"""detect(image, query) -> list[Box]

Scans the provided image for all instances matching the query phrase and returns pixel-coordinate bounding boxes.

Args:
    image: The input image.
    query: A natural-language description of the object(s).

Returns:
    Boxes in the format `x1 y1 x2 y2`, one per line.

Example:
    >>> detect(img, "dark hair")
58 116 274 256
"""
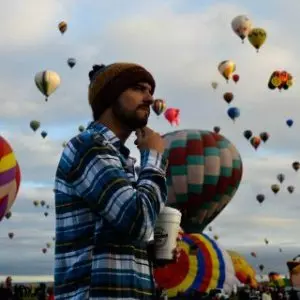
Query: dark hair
89 64 107 121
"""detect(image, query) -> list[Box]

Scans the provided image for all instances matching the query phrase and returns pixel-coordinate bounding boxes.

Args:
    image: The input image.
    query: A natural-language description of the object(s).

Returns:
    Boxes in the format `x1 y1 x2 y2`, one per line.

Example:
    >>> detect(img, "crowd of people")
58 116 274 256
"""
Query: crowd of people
0 276 54 300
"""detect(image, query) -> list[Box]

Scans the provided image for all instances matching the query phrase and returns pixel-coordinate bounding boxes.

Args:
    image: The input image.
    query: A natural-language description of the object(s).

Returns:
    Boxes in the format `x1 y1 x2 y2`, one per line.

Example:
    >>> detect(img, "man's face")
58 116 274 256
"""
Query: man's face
112 82 154 130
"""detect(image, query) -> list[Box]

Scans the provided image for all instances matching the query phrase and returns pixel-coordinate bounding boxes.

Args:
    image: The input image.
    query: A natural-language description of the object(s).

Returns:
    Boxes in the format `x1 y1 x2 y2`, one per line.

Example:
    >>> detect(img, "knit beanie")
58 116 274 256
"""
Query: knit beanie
88 63 156 119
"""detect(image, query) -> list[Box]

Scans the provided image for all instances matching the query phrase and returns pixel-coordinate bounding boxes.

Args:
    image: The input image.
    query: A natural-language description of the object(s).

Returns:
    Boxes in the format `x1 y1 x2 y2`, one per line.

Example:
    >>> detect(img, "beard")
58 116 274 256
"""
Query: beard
112 99 149 130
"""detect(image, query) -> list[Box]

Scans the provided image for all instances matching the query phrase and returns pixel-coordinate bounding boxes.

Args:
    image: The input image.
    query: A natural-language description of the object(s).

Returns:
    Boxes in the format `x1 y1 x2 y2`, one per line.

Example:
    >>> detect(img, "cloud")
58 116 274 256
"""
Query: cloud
1 0 300 279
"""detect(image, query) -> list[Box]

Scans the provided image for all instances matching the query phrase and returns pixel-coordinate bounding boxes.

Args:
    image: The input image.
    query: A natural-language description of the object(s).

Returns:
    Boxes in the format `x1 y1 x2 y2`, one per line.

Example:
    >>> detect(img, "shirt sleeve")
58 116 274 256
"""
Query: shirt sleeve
70 139 168 242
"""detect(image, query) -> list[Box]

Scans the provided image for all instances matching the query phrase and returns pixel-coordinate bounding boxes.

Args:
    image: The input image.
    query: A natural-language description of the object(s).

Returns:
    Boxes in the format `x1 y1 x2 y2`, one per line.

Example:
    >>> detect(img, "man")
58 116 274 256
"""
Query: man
54 63 171 299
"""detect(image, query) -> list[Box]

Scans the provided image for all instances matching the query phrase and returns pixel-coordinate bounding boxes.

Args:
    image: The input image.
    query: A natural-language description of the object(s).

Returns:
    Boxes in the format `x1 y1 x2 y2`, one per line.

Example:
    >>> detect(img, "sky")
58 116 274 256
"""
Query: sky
1 0 300 282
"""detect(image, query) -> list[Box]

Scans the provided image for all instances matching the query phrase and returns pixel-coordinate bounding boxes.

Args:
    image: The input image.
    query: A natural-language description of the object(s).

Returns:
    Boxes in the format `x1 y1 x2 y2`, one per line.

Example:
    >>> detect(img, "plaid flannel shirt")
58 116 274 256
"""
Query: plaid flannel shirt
54 122 168 299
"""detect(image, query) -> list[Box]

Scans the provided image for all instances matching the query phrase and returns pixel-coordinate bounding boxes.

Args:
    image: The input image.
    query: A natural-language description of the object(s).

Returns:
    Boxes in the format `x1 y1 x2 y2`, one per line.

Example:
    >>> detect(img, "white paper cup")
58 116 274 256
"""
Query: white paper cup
154 206 182 261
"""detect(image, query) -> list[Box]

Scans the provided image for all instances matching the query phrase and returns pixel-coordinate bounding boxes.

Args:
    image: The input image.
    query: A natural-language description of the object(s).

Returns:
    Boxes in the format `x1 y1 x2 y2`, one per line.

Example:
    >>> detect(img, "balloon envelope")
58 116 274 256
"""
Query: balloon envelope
162 130 243 233
0 136 21 221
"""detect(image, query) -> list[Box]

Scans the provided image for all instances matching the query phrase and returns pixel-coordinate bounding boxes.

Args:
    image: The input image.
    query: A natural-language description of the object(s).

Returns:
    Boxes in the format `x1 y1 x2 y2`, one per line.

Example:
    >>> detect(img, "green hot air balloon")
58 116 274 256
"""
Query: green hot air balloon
78 125 85 133
162 130 243 233
30 120 40 132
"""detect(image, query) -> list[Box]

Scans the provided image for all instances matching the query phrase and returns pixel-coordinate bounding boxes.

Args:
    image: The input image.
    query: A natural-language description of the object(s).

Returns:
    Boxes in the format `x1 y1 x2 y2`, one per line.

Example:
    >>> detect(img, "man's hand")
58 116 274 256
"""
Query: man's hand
134 127 165 154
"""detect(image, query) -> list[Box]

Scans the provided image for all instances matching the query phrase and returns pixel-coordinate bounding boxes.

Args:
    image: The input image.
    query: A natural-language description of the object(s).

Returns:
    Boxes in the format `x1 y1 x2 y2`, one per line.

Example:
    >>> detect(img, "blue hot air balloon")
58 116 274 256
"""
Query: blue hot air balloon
227 107 240 122
286 119 293 127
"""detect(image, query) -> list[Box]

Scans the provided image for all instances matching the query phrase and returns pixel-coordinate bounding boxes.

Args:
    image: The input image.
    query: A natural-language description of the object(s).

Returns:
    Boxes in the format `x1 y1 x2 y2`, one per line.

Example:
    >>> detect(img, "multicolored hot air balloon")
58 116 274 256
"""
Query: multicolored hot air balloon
231 15 252 42
0 136 21 222
271 184 280 194
154 233 238 297
259 132 269 143
248 28 267 52
292 161 300 171
227 250 258 288
218 60 236 82
152 99 167 116
162 130 243 233
250 136 261 150
35 70 61 101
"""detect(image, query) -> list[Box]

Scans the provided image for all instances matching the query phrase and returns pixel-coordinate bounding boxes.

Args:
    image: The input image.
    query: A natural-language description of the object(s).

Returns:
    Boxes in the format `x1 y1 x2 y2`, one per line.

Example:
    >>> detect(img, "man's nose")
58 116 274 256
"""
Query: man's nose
143 95 154 106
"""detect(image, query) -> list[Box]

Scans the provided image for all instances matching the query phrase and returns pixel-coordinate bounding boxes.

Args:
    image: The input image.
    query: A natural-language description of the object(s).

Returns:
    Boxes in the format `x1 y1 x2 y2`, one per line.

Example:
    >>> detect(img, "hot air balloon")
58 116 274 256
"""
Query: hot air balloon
46 204 50 209
243 130 252 140
208 226 212 232
44 212 48 217
292 161 300 171
259 132 269 143
33 200 39 207
0 136 21 222
213 126 220 134
58 21 67 34
227 107 240 122
277 173 285 183
259 264 264 272
248 28 267 52
213 234 219 241
78 125 85 133
42 248 47 254
287 186 295 194
152 99 167 116
286 119 293 127
223 92 234 104
232 74 240 83
251 252 257 258
30 120 40 132
271 184 280 194
34 70 61 101
62 141 67 148
162 130 243 233
154 233 238 297
164 108 180 126
256 194 265 204
46 242 51 248
211 81 218 90
250 136 261 150
231 15 252 42
67 58 76 68
8 232 14 239
5 211 11 219
227 250 258 288
41 131 47 139
218 60 236 82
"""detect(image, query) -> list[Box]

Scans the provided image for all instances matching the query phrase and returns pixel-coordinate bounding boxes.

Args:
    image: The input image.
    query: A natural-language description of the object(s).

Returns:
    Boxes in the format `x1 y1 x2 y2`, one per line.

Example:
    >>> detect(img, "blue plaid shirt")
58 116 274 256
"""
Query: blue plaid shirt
54 122 168 299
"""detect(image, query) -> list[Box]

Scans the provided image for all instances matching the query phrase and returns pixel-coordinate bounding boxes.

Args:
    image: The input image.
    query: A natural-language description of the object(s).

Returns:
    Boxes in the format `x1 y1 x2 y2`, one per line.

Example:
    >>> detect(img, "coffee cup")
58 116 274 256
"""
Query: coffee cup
154 206 182 263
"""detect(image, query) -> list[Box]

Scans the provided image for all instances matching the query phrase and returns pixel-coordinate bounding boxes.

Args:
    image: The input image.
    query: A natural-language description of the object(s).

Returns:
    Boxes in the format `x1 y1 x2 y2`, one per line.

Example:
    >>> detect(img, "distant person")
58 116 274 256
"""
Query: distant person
54 63 179 299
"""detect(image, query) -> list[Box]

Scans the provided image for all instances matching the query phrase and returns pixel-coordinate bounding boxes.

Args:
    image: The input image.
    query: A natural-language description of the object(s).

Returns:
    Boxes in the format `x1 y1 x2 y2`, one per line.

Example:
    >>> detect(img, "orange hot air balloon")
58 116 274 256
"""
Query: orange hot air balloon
164 108 180 126
250 136 261 150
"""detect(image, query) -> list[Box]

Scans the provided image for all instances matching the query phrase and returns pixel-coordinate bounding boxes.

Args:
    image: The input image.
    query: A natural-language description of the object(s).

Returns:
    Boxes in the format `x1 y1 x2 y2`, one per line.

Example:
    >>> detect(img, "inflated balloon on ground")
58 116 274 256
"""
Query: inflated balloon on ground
0 136 21 222
162 130 243 233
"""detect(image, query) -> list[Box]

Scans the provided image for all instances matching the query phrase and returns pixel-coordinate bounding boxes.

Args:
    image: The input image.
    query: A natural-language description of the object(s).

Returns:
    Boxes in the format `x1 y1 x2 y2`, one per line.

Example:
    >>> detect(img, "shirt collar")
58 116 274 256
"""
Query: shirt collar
87 121 131 158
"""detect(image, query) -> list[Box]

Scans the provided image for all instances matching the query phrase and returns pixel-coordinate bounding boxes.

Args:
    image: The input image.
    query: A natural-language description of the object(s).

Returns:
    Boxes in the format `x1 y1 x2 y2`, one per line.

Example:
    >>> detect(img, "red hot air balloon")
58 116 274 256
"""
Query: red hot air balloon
250 136 261 150
232 74 240 83
164 108 180 126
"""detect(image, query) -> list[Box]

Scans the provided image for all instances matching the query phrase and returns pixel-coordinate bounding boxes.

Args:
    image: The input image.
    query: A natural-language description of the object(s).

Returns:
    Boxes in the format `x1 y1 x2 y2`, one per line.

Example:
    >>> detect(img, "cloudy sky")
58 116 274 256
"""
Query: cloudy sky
1 0 300 282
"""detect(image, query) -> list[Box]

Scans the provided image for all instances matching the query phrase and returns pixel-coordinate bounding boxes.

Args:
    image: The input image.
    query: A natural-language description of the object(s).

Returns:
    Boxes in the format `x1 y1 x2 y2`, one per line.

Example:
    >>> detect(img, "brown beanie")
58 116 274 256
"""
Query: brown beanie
88 63 156 120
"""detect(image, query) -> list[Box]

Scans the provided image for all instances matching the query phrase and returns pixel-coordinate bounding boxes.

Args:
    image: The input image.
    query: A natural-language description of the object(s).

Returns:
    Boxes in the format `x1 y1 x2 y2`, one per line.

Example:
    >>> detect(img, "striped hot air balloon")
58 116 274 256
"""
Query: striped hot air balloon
0 136 21 221
162 130 243 233
154 232 238 297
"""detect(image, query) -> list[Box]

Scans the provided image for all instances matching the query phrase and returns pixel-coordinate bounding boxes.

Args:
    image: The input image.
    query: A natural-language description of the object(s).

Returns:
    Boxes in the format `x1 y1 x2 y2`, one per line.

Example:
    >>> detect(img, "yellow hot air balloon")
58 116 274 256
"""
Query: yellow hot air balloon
248 28 267 52
231 15 253 43
218 60 236 82
34 70 61 101
58 21 67 34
